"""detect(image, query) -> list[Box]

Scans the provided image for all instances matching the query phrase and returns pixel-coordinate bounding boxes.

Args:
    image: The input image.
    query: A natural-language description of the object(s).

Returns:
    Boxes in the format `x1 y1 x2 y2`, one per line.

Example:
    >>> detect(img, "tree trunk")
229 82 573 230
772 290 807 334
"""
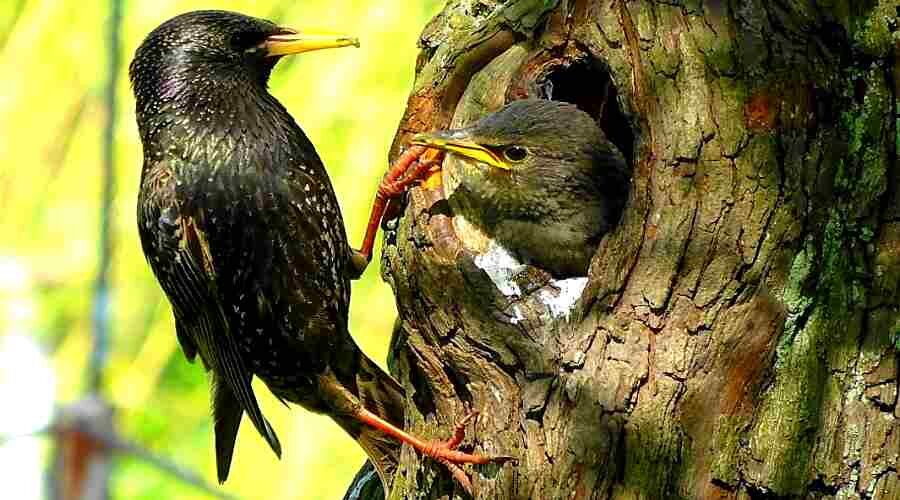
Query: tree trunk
373 1 899 498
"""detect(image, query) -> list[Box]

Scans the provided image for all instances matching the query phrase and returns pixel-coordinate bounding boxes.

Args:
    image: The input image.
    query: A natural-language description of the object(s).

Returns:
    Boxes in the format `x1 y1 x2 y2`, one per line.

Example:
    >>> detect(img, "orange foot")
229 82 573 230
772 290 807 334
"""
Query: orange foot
355 408 514 495
351 147 444 277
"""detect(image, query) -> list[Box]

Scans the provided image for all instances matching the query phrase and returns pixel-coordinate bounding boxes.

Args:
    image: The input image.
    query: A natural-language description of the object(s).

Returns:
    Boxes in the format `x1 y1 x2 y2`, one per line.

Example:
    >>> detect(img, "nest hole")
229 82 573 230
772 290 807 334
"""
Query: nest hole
539 58 636 168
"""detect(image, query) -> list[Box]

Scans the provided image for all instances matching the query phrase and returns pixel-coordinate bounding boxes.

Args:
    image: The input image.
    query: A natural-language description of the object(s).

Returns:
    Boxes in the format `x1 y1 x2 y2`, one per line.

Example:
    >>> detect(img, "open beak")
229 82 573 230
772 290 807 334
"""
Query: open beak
411 131 510 170
263 28 360 57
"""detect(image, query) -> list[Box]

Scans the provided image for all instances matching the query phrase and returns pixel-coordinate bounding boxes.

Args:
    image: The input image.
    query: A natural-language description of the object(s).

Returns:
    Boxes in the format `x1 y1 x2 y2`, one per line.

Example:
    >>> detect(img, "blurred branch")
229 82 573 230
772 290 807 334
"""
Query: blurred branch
0 0 28 50
3 399 237 500
52 397 113 500
46 92 92 172
90 0 123 394
7 92 94 227
0 426 51 447
60 2 125 496
108 298 180 411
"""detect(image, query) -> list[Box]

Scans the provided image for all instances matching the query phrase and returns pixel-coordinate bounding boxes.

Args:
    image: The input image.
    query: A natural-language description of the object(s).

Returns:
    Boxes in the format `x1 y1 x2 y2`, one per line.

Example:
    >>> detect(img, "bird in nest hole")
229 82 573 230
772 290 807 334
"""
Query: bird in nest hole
410 99 631 279
131 9 506 493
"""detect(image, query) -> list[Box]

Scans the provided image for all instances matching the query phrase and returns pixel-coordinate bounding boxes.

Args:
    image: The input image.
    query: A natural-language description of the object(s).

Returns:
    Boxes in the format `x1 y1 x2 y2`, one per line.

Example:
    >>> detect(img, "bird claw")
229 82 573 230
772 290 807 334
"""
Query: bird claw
353 407 515 497
420 410 516 496
355 147 443 275
445 410 478 449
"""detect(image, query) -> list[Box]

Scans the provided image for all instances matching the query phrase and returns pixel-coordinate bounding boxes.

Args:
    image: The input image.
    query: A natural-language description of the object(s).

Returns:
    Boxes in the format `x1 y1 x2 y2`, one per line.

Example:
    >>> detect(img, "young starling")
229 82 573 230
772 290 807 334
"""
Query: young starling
131 10 498 490
412 99 630 278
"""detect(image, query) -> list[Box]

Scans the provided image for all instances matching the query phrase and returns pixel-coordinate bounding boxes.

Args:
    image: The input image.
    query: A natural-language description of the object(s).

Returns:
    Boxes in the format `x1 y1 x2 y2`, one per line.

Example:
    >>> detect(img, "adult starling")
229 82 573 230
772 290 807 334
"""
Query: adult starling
412 99 630 278
131 10 497 490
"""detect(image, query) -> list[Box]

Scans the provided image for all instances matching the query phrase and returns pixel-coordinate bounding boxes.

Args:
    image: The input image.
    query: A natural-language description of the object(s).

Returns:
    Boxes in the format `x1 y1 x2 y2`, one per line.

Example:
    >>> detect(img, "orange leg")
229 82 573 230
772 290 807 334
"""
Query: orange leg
354 407 512 494
352 147 443 274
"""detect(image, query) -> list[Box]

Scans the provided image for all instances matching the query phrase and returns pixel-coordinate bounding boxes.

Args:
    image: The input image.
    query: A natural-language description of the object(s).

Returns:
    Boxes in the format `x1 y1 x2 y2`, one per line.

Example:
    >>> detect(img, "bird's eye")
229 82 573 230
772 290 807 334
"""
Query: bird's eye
503 146 528 162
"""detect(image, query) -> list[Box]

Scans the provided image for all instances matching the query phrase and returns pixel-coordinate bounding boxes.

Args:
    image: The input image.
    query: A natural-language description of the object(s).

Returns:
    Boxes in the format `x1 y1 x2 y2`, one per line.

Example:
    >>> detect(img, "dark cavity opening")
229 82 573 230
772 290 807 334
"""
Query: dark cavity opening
539 58 636 168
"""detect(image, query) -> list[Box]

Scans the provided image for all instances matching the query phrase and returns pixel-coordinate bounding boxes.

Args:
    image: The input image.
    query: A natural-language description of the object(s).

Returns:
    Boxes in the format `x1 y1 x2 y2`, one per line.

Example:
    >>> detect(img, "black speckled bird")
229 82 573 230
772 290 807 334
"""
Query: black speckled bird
131 10 500 490
412 99 630 278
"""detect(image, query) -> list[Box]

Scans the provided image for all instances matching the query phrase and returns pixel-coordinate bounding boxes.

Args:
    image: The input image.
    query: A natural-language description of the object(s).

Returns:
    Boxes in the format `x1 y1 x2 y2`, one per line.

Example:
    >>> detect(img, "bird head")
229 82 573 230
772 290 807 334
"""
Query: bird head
130 10 358 115
411 99 628 221
412 99 616 172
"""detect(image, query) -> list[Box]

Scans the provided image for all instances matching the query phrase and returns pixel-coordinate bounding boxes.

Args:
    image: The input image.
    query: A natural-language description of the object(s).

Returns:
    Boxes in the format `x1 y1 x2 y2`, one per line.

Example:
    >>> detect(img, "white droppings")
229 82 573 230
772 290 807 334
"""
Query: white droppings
491 385 503 404
509 305 525 324
538 277 588 320
473 242 525 297
473 242 587 321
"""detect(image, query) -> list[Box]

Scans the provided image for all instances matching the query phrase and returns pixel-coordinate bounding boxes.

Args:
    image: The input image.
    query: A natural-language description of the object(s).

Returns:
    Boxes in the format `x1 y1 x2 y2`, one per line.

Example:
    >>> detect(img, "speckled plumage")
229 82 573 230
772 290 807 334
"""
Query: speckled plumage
131 10 403 484
427 99 630 278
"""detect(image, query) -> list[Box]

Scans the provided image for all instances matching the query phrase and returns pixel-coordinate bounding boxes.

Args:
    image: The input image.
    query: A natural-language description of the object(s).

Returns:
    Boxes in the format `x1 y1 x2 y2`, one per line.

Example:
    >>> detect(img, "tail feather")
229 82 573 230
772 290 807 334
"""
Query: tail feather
212 373 281 483
212 376 243 483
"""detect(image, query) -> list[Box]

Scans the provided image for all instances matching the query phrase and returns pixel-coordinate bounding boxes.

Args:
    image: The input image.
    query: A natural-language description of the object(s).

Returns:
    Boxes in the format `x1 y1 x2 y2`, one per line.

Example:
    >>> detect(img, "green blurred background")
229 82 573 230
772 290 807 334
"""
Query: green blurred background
0 0 441 498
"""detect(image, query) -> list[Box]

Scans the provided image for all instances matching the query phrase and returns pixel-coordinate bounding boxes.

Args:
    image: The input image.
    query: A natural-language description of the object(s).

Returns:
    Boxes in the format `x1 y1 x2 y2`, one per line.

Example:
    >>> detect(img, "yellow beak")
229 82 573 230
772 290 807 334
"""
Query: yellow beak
263 29 360 57
410 132 510 170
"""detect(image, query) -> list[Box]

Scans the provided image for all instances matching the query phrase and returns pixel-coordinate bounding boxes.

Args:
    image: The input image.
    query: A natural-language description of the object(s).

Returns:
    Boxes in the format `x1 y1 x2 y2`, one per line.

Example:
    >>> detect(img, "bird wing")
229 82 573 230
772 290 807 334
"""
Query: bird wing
137 164 281 481
173 319 198 361
262 161 353 339
179 213 282 468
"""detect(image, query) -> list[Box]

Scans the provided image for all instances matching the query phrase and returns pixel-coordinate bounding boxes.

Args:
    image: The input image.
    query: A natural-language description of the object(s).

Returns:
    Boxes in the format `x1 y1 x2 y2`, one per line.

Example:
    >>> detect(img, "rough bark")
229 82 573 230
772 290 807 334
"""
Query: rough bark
371 1 899 499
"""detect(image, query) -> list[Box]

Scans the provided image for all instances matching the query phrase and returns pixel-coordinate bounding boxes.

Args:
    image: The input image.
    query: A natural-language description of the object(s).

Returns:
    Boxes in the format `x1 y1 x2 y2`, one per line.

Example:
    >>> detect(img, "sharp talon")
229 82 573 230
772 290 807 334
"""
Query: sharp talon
446 410 478 449
355 145 430 263
385 180 405 197
420 410 511 465
425 411 513 496
353 407 512 496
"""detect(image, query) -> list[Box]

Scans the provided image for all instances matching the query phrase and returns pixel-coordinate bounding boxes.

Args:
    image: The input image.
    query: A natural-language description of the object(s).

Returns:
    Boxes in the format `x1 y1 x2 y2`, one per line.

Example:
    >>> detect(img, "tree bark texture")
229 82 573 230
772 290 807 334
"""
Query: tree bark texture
376 1 899 499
